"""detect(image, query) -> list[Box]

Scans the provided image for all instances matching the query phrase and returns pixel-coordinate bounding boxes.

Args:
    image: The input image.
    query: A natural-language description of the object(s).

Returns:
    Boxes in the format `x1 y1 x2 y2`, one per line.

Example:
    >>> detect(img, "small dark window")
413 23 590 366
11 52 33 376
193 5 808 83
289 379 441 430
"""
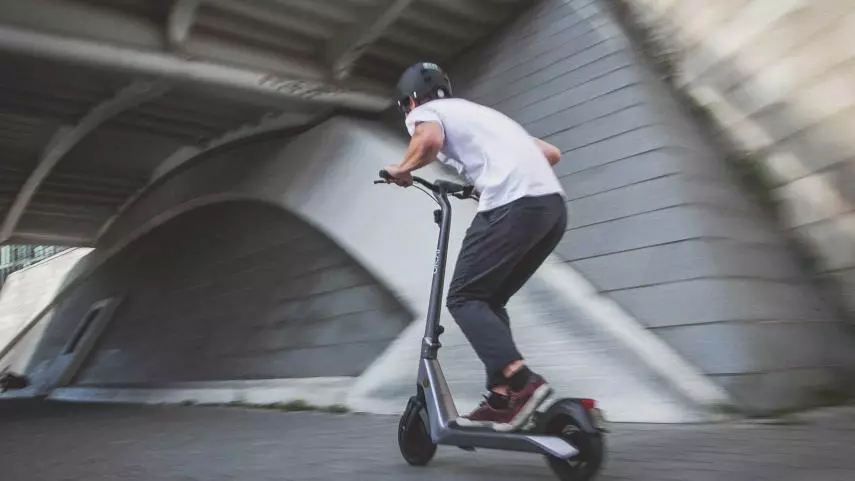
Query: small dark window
64 307 102 354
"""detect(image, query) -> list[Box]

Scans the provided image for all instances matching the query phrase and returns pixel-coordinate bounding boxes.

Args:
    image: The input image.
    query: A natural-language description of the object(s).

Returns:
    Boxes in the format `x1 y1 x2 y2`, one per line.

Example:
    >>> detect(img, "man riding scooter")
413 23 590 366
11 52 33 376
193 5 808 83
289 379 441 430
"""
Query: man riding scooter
383 62 567 431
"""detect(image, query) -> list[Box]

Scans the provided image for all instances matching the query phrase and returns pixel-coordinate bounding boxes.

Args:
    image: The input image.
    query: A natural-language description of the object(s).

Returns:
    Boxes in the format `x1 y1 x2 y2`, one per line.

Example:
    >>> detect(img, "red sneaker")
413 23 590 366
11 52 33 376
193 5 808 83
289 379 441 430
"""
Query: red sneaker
454 396 514 429
503 373 553 431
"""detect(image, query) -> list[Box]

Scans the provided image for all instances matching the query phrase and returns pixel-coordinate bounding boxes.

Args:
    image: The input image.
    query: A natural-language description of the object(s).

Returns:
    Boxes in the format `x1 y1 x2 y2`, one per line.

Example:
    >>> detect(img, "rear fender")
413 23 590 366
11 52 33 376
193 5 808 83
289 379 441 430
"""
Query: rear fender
537 398 603 434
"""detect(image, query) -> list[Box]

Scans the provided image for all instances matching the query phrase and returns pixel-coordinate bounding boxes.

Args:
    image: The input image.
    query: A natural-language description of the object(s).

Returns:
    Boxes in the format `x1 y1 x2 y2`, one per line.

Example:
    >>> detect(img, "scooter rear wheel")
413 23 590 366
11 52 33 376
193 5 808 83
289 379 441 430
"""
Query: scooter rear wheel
543 415 604 481
398 398 437 466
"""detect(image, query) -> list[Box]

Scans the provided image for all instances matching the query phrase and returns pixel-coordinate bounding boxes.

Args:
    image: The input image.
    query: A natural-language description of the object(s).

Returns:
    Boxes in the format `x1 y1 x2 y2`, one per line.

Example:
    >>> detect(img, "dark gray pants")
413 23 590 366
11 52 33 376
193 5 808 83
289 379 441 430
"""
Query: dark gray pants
446 193 567 390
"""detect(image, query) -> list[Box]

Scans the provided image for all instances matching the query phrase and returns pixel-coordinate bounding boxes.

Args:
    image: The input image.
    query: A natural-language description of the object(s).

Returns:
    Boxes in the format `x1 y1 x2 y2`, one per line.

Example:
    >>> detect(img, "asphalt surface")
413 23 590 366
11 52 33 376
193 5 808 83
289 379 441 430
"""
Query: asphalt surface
1 400 854 481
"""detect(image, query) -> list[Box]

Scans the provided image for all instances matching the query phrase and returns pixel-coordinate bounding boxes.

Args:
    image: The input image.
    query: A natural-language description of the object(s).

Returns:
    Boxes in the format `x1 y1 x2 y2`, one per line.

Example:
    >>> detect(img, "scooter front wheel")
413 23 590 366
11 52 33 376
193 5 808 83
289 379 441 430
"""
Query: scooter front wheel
398 396 437 466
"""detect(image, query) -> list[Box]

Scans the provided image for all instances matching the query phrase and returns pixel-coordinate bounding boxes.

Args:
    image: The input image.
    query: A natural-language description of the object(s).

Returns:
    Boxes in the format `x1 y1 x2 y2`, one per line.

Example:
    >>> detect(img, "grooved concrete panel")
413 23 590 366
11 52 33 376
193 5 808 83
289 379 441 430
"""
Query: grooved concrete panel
657 321 855 375
610 279 831 329
573 239 805 290
448 0 855 410
626 0 855 319
22 202 411 385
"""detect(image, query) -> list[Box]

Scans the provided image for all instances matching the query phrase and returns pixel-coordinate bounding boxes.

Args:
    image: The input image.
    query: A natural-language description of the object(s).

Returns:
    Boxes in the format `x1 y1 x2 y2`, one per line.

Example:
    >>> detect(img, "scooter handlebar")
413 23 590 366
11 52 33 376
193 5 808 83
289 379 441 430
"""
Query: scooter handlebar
377 169 434 190
376 169 477 200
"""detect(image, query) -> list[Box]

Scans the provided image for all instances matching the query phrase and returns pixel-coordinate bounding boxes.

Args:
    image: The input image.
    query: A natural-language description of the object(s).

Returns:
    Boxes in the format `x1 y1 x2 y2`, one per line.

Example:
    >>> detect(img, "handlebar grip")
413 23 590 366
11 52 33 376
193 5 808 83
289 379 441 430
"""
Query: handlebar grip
378 169 392 181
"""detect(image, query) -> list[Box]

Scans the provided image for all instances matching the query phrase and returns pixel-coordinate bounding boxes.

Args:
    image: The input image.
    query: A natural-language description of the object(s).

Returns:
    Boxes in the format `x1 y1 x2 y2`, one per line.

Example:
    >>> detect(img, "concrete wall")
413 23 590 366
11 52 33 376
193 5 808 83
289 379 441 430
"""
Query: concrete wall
624 0 855 321
56 201 410 385
0 248 90 373
446 0 855 412
5 200 414 385
2 201 411 389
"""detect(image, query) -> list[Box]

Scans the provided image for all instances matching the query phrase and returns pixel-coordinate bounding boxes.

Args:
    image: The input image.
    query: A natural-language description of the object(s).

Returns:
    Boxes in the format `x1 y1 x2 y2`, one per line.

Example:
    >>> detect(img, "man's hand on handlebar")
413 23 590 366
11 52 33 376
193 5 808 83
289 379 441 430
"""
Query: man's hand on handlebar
375 169 479 201
382 164 413 187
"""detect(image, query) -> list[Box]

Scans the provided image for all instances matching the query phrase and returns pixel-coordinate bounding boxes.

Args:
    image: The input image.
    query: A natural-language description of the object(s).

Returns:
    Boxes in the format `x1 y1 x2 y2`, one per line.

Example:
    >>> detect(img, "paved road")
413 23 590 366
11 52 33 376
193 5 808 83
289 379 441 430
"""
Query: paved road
1 401 854 481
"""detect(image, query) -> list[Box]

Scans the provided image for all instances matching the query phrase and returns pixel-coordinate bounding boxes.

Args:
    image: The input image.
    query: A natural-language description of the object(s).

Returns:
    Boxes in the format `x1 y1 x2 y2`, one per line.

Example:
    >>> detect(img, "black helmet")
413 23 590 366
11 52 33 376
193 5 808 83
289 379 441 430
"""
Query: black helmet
395 62 453 115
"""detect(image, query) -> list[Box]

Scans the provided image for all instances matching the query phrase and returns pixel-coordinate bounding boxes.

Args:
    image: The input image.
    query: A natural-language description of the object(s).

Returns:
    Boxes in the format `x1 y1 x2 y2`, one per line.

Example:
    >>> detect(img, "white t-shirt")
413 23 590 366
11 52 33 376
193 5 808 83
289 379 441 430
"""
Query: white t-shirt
404 98 565 212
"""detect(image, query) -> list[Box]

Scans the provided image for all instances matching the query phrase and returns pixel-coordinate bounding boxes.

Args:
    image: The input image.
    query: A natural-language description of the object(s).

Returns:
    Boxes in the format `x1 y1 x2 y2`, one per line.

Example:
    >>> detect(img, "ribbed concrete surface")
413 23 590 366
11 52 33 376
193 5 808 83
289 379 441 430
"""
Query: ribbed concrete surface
347 258 712 423
626 0 855 319
445 0 855 414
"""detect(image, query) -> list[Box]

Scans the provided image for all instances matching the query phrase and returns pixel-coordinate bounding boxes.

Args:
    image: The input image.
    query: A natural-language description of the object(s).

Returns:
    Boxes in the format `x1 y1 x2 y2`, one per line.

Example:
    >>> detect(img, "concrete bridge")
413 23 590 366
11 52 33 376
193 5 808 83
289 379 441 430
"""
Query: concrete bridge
1 0 854 425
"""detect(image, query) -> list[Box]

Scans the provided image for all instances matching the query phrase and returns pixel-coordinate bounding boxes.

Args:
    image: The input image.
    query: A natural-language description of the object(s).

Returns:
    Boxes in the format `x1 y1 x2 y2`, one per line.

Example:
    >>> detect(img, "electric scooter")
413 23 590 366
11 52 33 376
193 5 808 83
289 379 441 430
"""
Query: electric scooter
374 170 606 481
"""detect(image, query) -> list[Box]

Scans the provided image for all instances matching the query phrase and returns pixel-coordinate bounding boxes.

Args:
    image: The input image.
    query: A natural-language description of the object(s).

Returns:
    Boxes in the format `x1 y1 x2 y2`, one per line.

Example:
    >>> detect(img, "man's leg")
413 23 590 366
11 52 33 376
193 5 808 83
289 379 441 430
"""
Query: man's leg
486 196 567 425
447 210 532 393
488 202 567 331
485 197 567 382
447 194 565 428
493 199 567 309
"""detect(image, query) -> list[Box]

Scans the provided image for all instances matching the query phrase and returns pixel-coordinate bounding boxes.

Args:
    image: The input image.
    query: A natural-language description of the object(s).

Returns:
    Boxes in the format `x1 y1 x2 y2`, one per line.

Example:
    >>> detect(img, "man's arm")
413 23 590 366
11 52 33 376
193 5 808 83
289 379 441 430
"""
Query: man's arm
533 137 561 166
396 121 444 174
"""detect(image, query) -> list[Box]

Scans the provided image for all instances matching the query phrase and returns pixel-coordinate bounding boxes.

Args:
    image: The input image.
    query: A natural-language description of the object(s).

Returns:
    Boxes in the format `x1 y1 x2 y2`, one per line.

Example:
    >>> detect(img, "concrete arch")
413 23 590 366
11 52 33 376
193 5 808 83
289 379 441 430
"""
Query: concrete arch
96 116 480 323
82 200 410 382
0 116 478 399
9 196 413 393
1 117 466 374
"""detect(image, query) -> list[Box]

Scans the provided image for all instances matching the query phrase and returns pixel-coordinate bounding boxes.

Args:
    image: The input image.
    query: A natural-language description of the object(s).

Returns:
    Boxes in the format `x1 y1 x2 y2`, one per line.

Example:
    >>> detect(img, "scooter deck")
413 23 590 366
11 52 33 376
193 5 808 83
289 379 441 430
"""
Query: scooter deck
436 393 604 459
432 422 578 459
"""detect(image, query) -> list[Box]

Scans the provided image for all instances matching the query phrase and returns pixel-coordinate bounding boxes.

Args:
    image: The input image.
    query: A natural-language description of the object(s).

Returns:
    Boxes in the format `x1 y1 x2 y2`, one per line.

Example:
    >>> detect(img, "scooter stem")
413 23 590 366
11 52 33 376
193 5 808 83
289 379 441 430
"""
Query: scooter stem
421 189 452 360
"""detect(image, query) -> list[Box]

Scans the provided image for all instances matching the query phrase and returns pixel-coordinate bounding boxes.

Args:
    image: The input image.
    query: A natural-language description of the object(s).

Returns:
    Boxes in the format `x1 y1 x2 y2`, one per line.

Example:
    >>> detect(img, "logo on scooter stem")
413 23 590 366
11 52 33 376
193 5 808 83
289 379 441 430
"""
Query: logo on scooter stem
432 249 440 274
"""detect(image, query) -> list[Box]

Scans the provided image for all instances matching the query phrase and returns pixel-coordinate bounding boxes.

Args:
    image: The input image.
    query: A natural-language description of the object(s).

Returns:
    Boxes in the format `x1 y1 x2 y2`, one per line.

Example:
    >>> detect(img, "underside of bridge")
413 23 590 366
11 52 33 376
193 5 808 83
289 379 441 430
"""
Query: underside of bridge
0 0 530 247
